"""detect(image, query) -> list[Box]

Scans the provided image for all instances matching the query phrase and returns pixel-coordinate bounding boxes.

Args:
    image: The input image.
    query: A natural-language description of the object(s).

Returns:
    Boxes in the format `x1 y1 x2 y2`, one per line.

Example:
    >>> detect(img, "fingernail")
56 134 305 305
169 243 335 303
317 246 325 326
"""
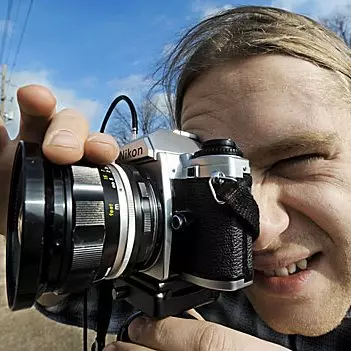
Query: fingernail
47 130 81 149
128 316 150 341
86 136 118 161
87 135 108 143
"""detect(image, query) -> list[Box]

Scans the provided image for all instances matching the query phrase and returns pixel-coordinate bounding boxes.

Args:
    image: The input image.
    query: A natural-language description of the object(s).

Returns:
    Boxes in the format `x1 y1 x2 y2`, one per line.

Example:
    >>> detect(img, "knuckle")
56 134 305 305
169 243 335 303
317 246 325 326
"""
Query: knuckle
57 108 88 124
196 323 231 351
59 107 80 115
50 109 90 137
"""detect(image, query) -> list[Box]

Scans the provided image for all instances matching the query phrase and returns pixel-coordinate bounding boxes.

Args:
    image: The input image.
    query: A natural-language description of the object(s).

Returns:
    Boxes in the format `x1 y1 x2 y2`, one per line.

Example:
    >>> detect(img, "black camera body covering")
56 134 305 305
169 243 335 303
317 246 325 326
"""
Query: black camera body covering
6 129 259 320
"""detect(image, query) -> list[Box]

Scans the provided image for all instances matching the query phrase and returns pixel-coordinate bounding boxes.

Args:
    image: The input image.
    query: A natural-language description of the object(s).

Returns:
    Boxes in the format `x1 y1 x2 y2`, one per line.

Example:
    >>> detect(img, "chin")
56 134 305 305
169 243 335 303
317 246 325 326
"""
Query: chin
259 312 343 337
244 290 350 337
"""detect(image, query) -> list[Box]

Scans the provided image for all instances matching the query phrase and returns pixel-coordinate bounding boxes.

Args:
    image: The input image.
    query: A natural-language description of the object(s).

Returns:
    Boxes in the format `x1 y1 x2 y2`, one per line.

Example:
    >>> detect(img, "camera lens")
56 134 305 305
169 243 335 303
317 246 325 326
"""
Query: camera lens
6 141 162 310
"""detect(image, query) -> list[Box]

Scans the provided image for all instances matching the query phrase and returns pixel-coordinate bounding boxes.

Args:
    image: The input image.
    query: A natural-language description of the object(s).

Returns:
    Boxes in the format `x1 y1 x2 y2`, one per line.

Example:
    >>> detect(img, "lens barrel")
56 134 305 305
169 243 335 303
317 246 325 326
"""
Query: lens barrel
6 141 161 310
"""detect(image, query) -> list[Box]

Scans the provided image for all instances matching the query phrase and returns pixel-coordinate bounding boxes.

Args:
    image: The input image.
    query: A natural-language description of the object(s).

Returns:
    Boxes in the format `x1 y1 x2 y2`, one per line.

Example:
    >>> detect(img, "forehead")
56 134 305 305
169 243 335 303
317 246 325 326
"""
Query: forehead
181 55 347 157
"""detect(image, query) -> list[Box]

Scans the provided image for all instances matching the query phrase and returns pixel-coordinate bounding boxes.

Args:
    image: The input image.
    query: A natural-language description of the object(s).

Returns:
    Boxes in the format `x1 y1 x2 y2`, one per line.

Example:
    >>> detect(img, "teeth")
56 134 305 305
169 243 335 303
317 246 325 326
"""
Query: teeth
262 257 310 277
274 267 289 277
296 258 307 270
287 263 297 274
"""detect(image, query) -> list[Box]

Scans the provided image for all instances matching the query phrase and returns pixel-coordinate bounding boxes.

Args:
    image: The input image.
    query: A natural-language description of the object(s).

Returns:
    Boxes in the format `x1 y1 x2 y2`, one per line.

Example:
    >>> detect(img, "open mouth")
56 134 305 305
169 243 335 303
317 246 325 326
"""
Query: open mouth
257 252 322 278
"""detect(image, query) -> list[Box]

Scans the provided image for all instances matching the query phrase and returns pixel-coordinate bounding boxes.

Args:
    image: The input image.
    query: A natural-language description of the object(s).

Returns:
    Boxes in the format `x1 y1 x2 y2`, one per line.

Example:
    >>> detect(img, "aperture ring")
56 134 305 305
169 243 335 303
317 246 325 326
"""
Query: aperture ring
105 163 136 280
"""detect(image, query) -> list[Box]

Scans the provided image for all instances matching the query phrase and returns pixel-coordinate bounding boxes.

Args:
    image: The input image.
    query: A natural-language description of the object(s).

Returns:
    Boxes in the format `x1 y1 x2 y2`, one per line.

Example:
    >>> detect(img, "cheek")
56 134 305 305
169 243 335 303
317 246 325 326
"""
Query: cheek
281 180 351 287
281 181 351 248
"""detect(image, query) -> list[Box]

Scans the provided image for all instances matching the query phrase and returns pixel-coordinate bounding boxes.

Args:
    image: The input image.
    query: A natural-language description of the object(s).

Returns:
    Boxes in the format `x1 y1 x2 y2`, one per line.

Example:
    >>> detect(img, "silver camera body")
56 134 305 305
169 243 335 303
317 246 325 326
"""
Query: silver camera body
105 129 253 291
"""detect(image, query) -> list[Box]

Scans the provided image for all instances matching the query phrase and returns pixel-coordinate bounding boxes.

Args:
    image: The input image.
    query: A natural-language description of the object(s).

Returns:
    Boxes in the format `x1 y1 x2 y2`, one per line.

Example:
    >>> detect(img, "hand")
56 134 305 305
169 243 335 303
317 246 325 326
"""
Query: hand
104 316 290 351
0 84 119 236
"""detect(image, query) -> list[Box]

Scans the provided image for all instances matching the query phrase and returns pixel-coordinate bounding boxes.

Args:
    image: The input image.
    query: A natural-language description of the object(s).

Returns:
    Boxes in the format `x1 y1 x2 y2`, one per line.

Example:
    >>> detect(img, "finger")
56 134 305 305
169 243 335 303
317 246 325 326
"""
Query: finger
42 108 89 164
104 341 153 351
0 121 9 152
128 316 288 351
17 84 56 142
85 132 119 164
128 317 207 351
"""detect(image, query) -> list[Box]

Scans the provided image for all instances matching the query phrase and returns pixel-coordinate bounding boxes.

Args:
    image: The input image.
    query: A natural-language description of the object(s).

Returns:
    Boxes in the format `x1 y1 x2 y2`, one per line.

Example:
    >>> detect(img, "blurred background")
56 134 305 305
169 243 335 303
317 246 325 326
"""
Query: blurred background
0 0 350 350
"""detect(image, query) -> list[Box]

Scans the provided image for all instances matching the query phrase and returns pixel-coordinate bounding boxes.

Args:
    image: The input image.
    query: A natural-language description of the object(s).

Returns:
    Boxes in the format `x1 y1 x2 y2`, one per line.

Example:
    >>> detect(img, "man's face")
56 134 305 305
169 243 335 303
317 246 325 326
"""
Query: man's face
181 55 351 336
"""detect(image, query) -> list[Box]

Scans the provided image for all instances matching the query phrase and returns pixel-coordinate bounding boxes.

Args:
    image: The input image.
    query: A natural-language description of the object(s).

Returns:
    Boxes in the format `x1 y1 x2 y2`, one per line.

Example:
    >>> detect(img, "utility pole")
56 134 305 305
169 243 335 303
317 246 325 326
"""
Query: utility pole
0 64 7 123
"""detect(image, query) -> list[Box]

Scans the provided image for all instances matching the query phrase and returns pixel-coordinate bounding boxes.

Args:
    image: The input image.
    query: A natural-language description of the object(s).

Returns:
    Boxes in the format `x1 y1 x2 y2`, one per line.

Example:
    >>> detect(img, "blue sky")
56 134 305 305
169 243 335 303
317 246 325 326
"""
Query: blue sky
0 0 349 137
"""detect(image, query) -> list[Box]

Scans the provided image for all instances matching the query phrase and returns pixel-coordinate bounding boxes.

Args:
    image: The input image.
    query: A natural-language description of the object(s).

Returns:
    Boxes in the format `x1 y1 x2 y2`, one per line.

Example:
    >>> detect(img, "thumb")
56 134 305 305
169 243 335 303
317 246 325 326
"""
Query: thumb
16 84 56 142
124 316 289 351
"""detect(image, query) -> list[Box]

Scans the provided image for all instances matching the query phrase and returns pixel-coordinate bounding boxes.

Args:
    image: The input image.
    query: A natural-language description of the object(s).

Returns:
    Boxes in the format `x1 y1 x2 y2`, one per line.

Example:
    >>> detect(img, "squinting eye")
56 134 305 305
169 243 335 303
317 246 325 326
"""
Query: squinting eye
271 153 325 169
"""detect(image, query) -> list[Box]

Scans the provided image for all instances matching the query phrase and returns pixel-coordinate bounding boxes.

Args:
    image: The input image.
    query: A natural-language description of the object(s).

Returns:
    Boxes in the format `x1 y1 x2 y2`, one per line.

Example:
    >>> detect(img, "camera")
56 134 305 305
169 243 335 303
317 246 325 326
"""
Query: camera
6 128 259 327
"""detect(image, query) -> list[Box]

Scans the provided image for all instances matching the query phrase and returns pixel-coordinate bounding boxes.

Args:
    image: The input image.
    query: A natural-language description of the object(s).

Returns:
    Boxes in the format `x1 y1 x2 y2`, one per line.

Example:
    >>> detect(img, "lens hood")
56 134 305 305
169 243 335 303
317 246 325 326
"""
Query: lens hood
6 141 46 310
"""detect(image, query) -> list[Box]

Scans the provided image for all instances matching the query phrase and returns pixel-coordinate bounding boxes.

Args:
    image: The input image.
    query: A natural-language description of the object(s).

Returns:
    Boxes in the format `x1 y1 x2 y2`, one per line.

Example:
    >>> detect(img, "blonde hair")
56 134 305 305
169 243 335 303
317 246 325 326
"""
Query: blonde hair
155 6 351 127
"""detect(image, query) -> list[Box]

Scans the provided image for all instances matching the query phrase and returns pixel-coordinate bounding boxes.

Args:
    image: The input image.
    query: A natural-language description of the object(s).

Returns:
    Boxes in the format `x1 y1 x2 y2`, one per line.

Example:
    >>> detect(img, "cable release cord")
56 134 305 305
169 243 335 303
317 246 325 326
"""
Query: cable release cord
99 95 138 139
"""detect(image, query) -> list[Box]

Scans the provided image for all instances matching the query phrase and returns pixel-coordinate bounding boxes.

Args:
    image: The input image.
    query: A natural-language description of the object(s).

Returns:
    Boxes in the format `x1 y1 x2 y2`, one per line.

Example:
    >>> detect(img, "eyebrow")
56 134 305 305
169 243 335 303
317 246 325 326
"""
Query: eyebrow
245 132 340 165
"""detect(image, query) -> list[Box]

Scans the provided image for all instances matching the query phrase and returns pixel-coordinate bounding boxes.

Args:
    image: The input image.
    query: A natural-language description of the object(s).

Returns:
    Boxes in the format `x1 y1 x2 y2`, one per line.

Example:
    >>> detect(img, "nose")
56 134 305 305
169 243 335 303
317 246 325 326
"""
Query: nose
252 180 289 251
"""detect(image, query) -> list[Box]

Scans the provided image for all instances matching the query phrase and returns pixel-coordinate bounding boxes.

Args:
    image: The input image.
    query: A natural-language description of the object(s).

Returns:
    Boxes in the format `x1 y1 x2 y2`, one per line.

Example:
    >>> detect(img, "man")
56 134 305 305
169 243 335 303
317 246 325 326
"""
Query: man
0 6 350 351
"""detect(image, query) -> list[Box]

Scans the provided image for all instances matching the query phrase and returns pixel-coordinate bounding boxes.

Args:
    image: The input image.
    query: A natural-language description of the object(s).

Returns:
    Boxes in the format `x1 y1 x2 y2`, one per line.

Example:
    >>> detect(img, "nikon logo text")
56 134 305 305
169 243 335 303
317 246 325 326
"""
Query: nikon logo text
120 146 143 160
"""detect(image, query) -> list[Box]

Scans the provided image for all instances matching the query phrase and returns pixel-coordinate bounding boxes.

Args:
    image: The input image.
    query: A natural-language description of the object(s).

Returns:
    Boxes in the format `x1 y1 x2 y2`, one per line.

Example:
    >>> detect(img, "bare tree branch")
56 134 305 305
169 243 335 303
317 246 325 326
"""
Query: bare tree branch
320 6 351 47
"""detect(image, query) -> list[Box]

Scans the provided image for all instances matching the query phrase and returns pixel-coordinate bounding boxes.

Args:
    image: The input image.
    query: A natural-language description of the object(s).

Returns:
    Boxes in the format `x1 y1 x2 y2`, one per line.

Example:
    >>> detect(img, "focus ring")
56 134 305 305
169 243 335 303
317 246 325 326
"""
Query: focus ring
71 200 105 271
71 166 105 273
62 166 106 292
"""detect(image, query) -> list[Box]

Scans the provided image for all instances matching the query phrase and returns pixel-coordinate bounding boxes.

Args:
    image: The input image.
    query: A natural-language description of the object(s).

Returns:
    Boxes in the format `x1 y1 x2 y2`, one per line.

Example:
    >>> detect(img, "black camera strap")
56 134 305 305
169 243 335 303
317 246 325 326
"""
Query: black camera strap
91 280 113 351
216 177 260 241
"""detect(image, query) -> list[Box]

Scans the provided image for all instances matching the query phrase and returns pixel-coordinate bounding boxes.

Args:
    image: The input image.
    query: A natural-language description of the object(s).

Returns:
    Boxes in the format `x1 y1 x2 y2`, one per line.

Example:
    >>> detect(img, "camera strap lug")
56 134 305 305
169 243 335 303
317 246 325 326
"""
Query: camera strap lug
209 171 237 205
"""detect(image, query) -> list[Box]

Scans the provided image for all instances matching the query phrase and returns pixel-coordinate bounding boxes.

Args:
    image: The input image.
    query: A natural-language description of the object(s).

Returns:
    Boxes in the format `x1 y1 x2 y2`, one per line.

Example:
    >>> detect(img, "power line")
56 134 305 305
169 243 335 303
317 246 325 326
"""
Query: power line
5 0 23 65
8 0 34 83
0 0 14 65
